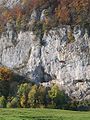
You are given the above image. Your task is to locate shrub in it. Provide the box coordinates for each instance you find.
[20,95,27,108]
[17,83,31,108]
[0,67,13,97]
[17,83,31,96]
[0,67,13,81]
[28,85,38,108]
[0,96,6,108]
[48,84,70,109]
[67,29,75,43]
[7,97,19,108]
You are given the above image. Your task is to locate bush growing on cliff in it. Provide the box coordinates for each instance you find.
[67,29,75,43]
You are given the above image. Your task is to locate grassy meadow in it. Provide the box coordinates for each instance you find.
[0,108,90,120]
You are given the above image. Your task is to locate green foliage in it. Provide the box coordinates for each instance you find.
[48,84,59,100]
[0,96,6,108]
[16,15,27,32]
[7,97,19,108]
[17,83,31,96]
[48,84,69,109]
[33,21,43,36]
[28,85,38,108]
[17,83,31,108]
[16,16,22,32]
[37,85,46,106]
[0,67,89,110]
[28,85,46,108]
[20,94,27,108]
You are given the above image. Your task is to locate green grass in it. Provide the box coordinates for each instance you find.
[0,108,90,120]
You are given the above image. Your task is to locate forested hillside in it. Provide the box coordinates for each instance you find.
[0,0,90,34]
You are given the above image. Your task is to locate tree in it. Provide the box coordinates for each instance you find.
[48,84,60,106]
[17,83,31,108]
[0,67,13,81]
[55,5,70,24]
[55,0,90,26]
[36,85,46,107]
[17,83,31,96]
[20,95,27,108]
[48,84,69,109]
[0,96,6,108]
[7,97,19,108]
[0,67,13,97]
[28,85,38,108]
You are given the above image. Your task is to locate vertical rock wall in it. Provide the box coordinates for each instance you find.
[0,26,90,100]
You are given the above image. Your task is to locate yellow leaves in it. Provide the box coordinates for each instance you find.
[67,31,75,43]
[21,0,27,5]
[2,10,13,22]
[20,95,26,108]
[48,84,59,99]
[0,25,4,33]
[0,67,13,81]
[55,5,61,18]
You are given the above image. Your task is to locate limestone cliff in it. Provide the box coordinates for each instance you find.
[0,0,20,8]
[0,25,90,101]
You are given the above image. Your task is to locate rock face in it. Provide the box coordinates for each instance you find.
[0,0,20,8]
[0,26,90,101]
[41,27,90,101]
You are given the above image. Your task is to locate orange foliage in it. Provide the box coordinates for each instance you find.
[2,10,13,22]
[55,0,90,25]
[55,5,70,24]
[0,67,13,81]
[11,5,23,18]
[0,0,89,34]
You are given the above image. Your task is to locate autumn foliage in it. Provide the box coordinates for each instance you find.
[0,0,90,34]
[55,0,90,25]
[0,67,13,81]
